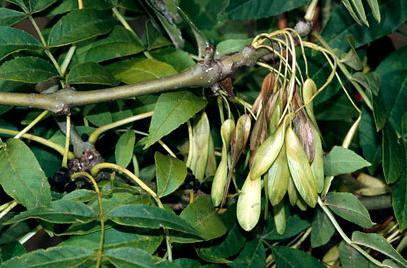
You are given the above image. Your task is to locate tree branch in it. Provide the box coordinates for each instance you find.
[0,47,269,113]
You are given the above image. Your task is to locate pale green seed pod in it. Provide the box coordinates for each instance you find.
[287,177,298,206]
[205,133,217,178]
[285,127,318,208]
[231,114,251,166]
[310,124,324,193]
[249,115,292,180]
[211,158,228,207]
[302,79,318,128]
[187,112,210,181]
[237,176,261,231]
[296,196,308,211]
[267,144,289,206]
[273,201,286,234]
[211,119,235,206]
[220,119,235,151]
[268,98,282,135]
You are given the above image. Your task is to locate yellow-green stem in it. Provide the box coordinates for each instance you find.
[62,114,71,168]
[90,162,173,261]
[0,201,17,221]
[112,7,143,45]
[88,112,153,144]
[71,172,104,268]
[61,46,76,76]
[305,0,319,21]
[0,128,74,158]
[14,110,48,139]
[77,0,83,9]
[313,33,373,110]
[28,17,63,76]
[318,197,390,267]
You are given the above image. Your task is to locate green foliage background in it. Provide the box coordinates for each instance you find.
[0,0,405,267]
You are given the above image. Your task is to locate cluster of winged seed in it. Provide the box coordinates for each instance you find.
[210,72,325,232]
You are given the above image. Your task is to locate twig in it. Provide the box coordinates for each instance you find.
[0,47,269,113]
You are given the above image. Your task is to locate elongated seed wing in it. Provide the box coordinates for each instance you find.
[236,176,261,231]
[285,127,318,208]
[267,144,290,206]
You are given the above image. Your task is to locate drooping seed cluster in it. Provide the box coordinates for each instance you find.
[210,75,325,232]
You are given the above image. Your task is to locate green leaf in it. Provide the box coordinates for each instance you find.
[0,8,25,26]
[197,224,246,263]
[215,39,251,57]
[145,91,207,148]
[339,241,378,268]
[352,72,380,95]
[0,57,57,83]
[150,47,194,72]
[107,204,200,236]
[8,0,58,13]
[323,0,407,51]
[376,46,407,75]
[47,9,115,47]
[155,152,187,197]
[225,0,308,20]
[0,221,31,245]
[104,247,159,268]
[145,0,183,49]
[0,242,26,262]
[230,239,265,268]
[5,199,97,224]
[382,259,400,268]
[61,226,162,253]
[359,107,381,173]
[0,139,51,209]
[371,92,388,131]
[0,246,93,268]
[180,195,227,241]
[262,215,310,241]
[143,20,171,51]
[391,146,407,231]
[352,231,407,266]
[85,104,113,127]
[71,26,144,65]
[48,0,112,15]
[311,208,335,248]
[326,192,374,228]
[324,146,371,176]
[173,259,201,267]
[272,246,325,268]
[180,0,228,30]
[67,62,117,85]
[382,124,404,183]
[107,57,177,84]
[316,94,358,121]
[115,130,136,168]
[377,71,407,134]
[61,189,97,203]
